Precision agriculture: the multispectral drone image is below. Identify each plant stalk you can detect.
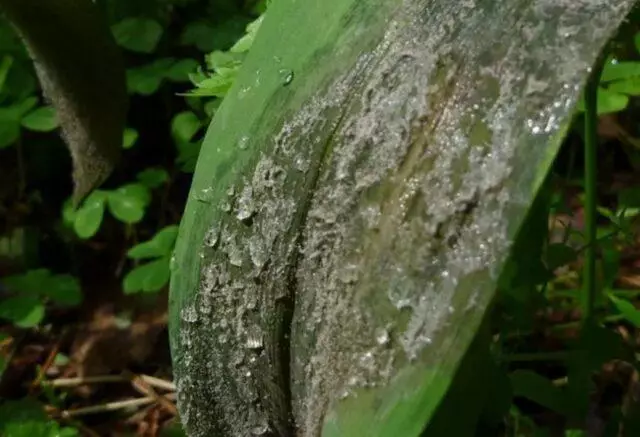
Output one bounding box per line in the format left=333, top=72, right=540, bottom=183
left=583, top=60, right=604, bottom=326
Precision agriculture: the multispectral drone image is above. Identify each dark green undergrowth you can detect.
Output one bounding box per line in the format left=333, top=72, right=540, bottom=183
left=485, top=9, right=640, bottom=436
left=0, top=0, right=266, bottom=435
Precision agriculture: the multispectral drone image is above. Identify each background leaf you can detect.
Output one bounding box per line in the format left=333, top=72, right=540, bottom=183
left=112, top=18, right=163, bottom=53
left=127, top=225, right=179, bottom=259
left=122, top=127, right=139, bottom=149
left=107, top=184, right=151, bottom=224
left=73, top=191, right=107, bottom=239
left=123, top=257, right=171, bottom=294
left=0, top=295, right=44, bottom=327
left=171, top=111, right=202, bottom=144
left=166, top=59, right=200, bottom=82
left=609, top=294, right=640, bottom=327
left=21, top=106, right=58, bottom=132
left=137, top=168, right=169, bottom=189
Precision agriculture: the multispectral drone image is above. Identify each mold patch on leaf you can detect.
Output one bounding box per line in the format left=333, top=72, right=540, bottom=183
left=169, top=0, right=638, bottom=436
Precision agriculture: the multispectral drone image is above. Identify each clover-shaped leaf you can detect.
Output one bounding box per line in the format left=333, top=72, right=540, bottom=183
left=123, top=257, right=171, bottom=294
left=107, top=184, right=151, bottom=224
left=128, top=225, right=179, bottom=260
left=72, top=190, right=107, bottom=239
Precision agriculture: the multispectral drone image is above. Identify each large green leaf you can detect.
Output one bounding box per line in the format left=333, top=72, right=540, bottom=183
left=169, top=0, right=638, bottom=436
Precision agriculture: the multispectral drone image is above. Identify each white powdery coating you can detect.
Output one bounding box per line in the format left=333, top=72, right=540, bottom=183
left=291, top=0, right=632, bottom=435
left=175, top=0, right=635, bottom=435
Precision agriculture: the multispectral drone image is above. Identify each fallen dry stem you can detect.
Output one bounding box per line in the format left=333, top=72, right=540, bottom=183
left=126, top=371, right=178, bottom=415
left=44, top=373, right=175, bottom=391
left=54, top=393, right=176, bottom=418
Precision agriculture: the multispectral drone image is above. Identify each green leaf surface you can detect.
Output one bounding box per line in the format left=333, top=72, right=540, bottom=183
left=112, top=18, right=163, bottom=53
left=61, top=199, right=76, bottom=228
left=137, top=168, right=169, bottom=189
left=73, top=190, right=107, bottom=239
left=189, top=76, right=235, bottom=97
left=181, top=18, right=249, bottom=52
left=0, top=55, right=14, bottom=92
left=600, top=61, right=640, bottom=82
left=44, top=274, right=82, bottom=307
left=634, top=32, right=640, bottom=55
left=510, top=370, right=570, bottom=416
left=175, top=140, right=202, bottom=173
left=0, top=398, right=78, bottom=437
left=168, top=0, right=637, bottom=436
left=0, top=97, right=37, bottom=148
left=2, top=269, right=81, bottom=307
left=107, top=184, right=151, bottom=224
left=206, top=51, right=243, bottom=72
left=166, top=59, right=200, bottom=82
left=607, top=77, right=640, bottom=95
left=123, top=257, right=171, bottom=294
left=609, top=294, right=640, bottom=327
left=171, top=111, right=202, bottom=143
left=180, top=22, right=219, bottom=51
left=0, top=113, right=19, bottom=148
left=123, top=127, right=139, bottom=149
left=2, top=62, right=36, bottom=103
left=0, top=295, right=44, bottom=327
left=127, top=58, right=174, bottom=95
left=576, top=88, right=629, bottom=114
left=229, top=16, right=263, bottom=53
left=21, top=106, right=58, bottom=132
left=127, top=225, right=179, bottom=259
left=2, top=268, right=49, bottom=294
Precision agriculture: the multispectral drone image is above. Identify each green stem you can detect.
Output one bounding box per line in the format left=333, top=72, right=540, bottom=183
left=582, top=60, right=604, bottom=326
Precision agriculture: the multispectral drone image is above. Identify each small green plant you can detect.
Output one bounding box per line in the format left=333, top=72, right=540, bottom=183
left=0, top=398, right=78, bottom=437
left=0, top=1, right=265, bottom=434
left=123, top=224, right=179, bottom=294
left=0, top=54, right=59, bottom=150
left=576, top=30, right=640, bottom=115
left=187, top=7, right=267, bottom=102
left=0, top=269, right=81, bottom=327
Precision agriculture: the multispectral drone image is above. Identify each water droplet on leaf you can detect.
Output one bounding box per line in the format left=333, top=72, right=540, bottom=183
left=237, top=135, right=250, bottom=150
left=204, top=226, right=220, bottom=248
left=236, top=184, right=255, bottom=222
left=279, top=69, right=294, bottom=86
left=375, top=328, right=390, bottom=346
left=249, top=234, right=268, bottom=269
left=194, top=187, right=215, bottom=203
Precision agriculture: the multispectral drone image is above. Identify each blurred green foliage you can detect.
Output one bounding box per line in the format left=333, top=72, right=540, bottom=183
left=0, top=0, right=266, bottom=434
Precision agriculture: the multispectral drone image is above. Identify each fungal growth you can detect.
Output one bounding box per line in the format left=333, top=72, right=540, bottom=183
left=170, top=0, right=637, bottom=436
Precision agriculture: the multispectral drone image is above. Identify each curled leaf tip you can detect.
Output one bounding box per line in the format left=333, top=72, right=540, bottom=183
left=0, top=0, right=128, bottom=205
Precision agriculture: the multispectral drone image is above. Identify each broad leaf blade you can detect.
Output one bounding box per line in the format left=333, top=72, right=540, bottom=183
left=169, top=0, right=638, bottom=436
